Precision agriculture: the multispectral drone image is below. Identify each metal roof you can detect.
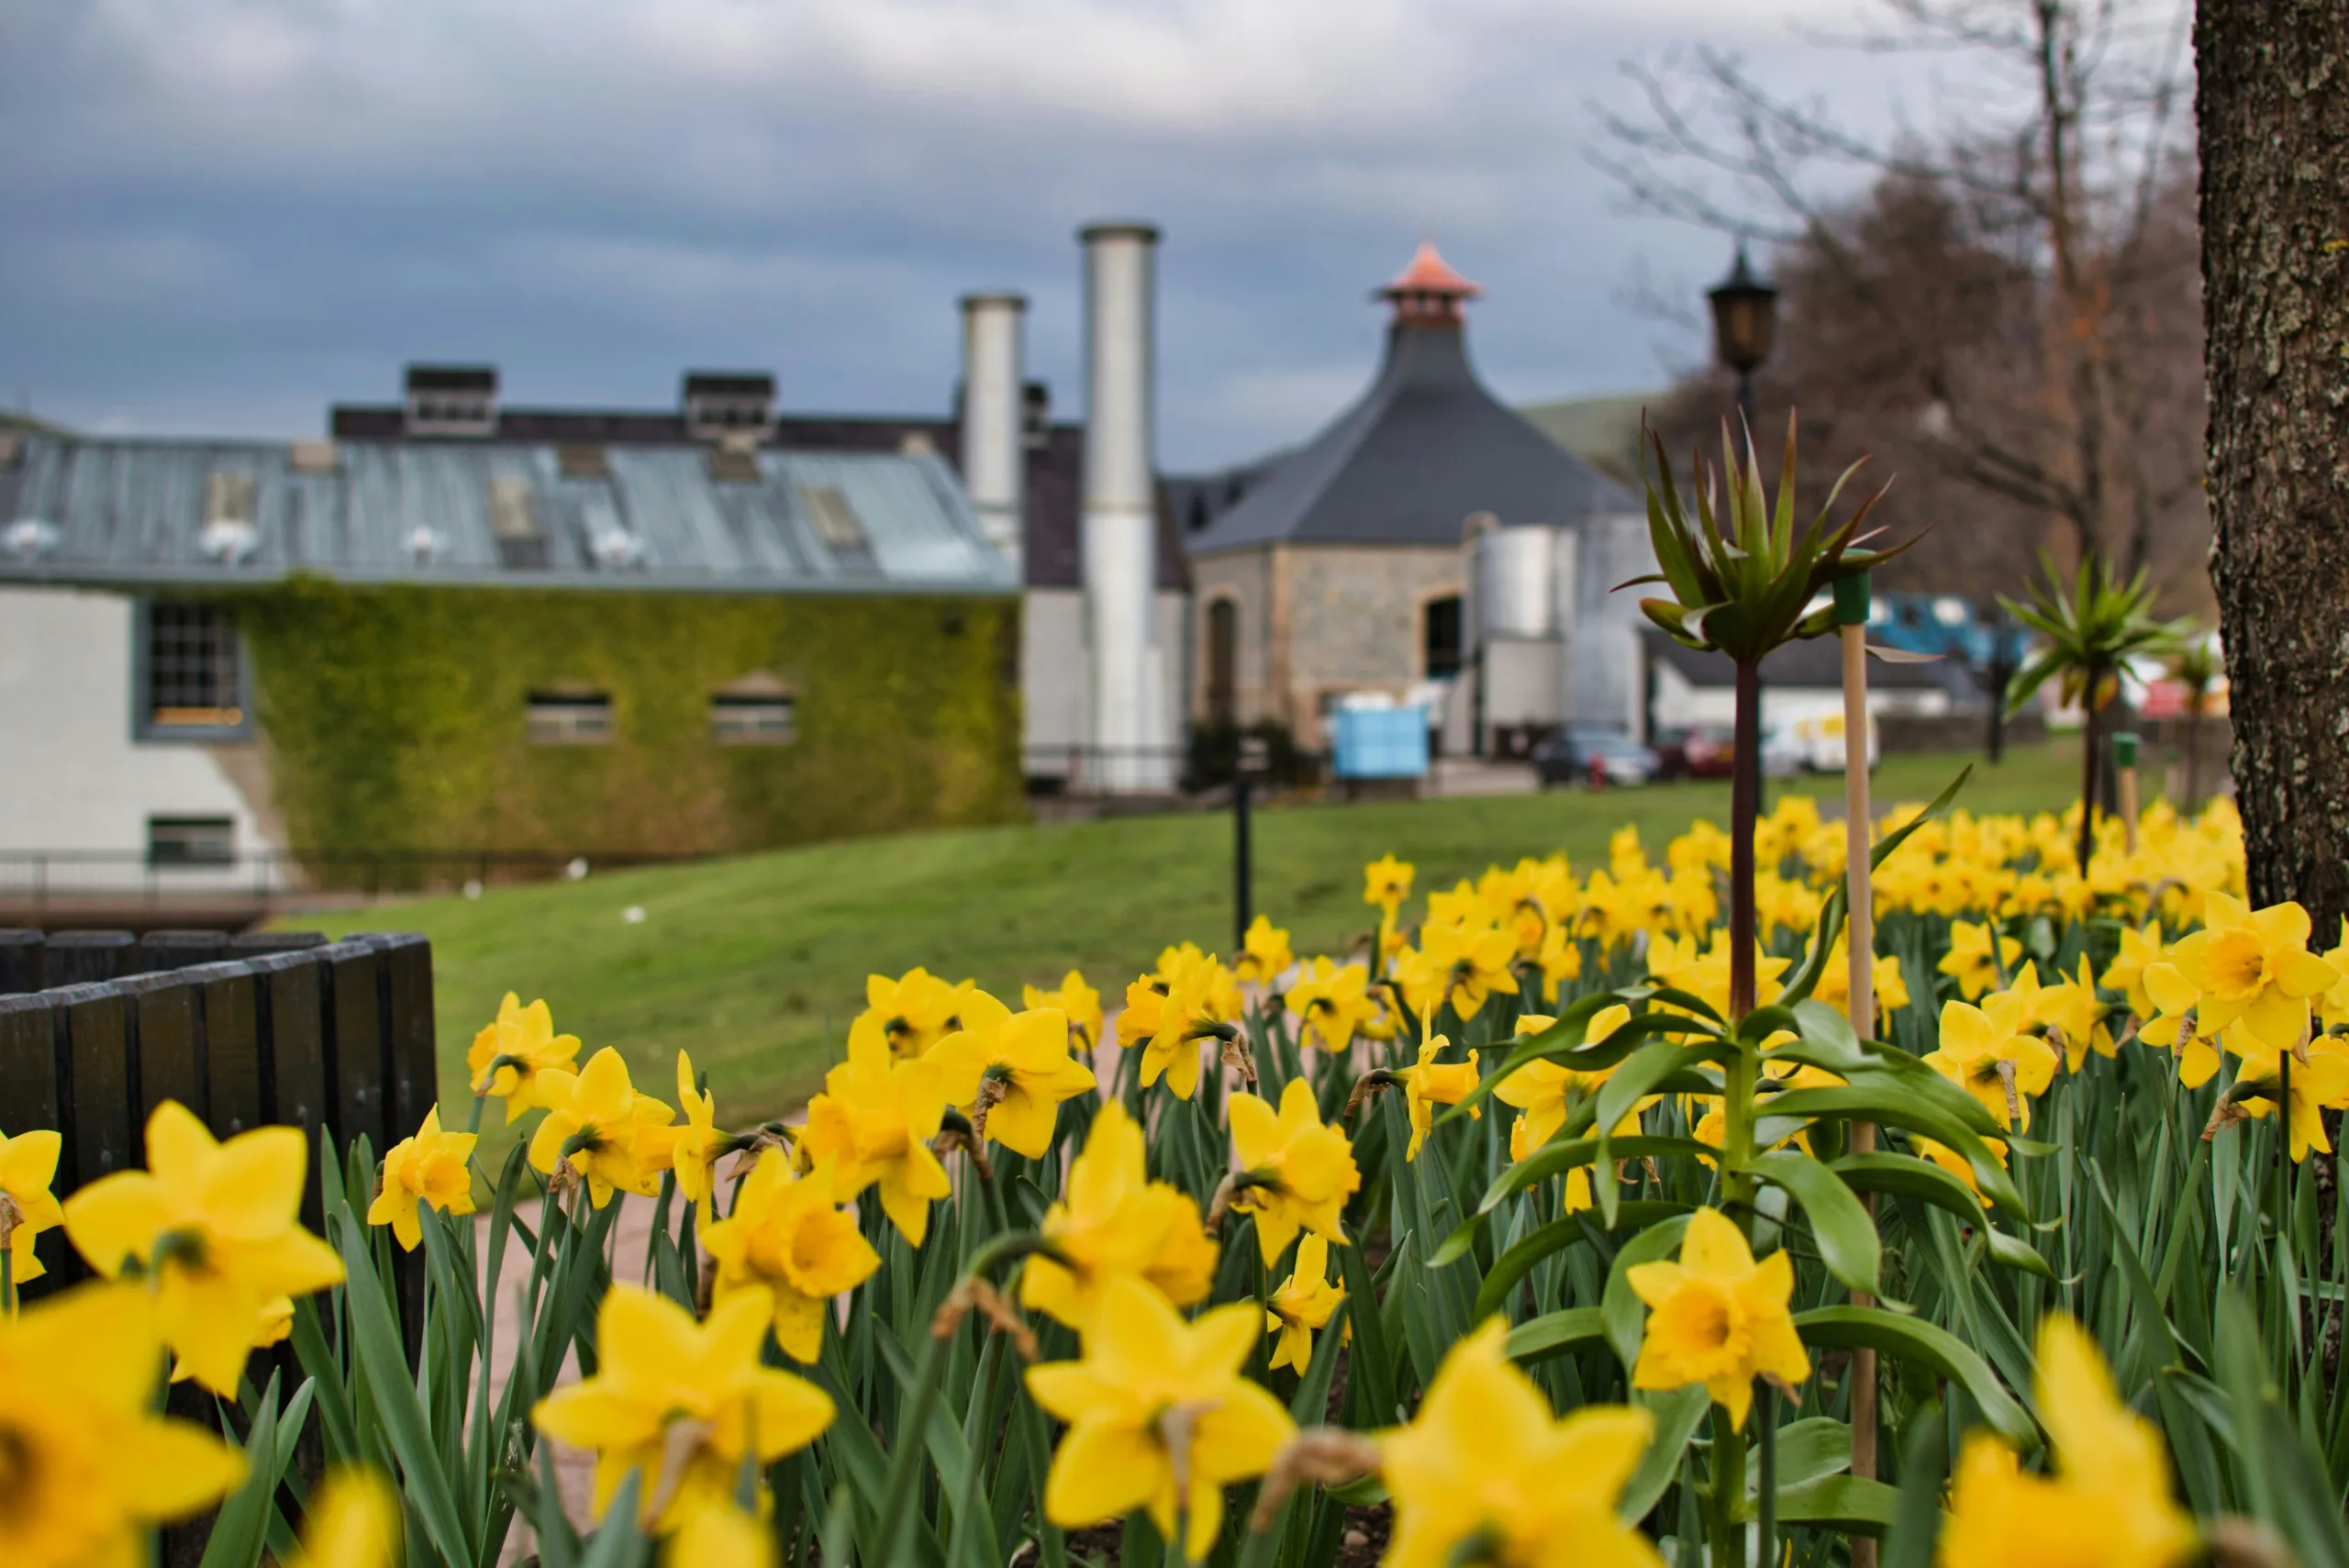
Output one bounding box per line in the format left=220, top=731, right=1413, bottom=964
left=1183, top=321, right=1638, bottom=555
left=0, top=435, right=1019, bottom=595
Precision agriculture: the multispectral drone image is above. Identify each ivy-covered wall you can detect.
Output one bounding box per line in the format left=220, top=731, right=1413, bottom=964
left=219, top=576, right=1025, bottom=853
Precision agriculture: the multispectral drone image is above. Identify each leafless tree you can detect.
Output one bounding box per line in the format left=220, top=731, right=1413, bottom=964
left=1598, top=0, right=2208, bottom=603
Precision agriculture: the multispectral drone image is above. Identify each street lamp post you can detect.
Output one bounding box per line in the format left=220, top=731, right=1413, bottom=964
left=1708, top=244, right=1780, bottom=432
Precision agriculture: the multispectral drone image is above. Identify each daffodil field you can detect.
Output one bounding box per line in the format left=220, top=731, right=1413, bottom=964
left=6, top=424, right=2348, bottom=1568
left=6, top=784, right=2349, bottom=1568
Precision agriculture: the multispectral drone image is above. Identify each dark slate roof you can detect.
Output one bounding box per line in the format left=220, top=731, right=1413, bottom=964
left=1642, top=629, right=1948, bottom=690
left=328, top=402, right=1186, bottom=591
left=1182, top=323, right=1638, bottom=555
left=0, top=434, right=1018, bottom=595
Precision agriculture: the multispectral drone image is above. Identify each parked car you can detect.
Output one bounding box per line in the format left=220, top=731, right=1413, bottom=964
left=1651, top=724, right=1737, bottom=780
left=1783, top=710, right=1879, bottom=773
left=1532, top=724, right=1660, bottom=788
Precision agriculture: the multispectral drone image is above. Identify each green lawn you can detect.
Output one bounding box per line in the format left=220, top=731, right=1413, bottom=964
left=312, top=740, right=2094, bottom=1128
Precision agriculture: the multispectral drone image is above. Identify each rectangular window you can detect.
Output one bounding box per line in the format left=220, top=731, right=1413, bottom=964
left=526, top=691, right=614, bottom=745
left=148, top=816, right=234, bottom=868
left=710, top=693, right=796, bottom=745
left=1423, top=595, right=1464, bottom=679
left=141, top=602, right=248, bottom=736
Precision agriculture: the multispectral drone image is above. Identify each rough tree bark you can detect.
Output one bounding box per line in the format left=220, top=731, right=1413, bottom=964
left=2198, top=0, right=2349, bottom=929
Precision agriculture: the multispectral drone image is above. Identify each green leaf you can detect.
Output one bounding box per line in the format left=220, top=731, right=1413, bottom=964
left=1830, top=1151, right=1991, bottom=1230
left=1794, top=1307, right=2037, bottom=1451
left=1473, top=1201, right=1690, bottom=1324
left=1602, top=1213, right=1693, bottom=1370
left=1505, top=1307, right=1608, bottom=1367
left=1336, top=1231, right=1399, bottom=1428
left=1744, top=1417, right=1851, bottom=1495
left=1749, top=1151, right=1883, bottom=1297
left=335, top=1203, right=477, bottom=1568
left=1774, top=1476, right=1900, bottom=1535
left=1979, top=1224, right=2059, bottom=1282
left=1884, top=1404, right=1949, bottom=1568
left=1759, top=1086, right=2024, bottom=1214
left=1480, top=1136, right=1713, bottom=1216
left=197, top=1372, right=284, bottom=1568
left=1619, top=1386, right=1711, bottom=1523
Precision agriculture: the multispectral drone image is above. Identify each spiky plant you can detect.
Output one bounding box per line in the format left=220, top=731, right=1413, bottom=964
left=1632, top=412, right=1906, bottom=1020
left=2000, top=555, right=2187, bottom=871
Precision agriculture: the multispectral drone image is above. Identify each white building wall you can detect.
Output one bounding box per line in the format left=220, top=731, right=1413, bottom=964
left=1023, top=584, right=1187, bottom=783
left=0, top=585, right=275, bottom=854
left=1565, top=512, right=1655, bottom=737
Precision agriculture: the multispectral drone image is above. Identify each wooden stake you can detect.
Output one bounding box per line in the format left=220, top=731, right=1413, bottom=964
left=1833, top=573, right=1879, bottom=1568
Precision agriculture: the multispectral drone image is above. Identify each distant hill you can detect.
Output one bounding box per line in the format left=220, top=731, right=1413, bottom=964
left=1515, top=392, right=1658, bottom=487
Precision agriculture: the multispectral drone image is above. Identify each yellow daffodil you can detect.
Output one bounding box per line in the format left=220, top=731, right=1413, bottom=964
left=1535, top=921, right=1585, bottom=985
left=1508, top=1112, right=1596, bottom=1209
left=62, top=1101, right=345, bottom=1394
left=1923, top=995, right=2058, bottom=1133
left=799, top=1020, right=952, bottom=1246
left=1493, top=1006, right=1634, bottom=1154
left=1382, top=1318, right=1662, bottom=1568
left=1939, top=920, right=2021, bottom=1001
left=1941, top=1314, right=2194, bottom=1568
left=1285, top=957, right=1381, bottom=1053
left=0, top=1283, right=247, bottom=1568
left=365, top=1105, right=477, bottom=1251
left=1364, top=853, right=1415, bottom=916
left=1022, top=1103, right=1218, bottom=1329
left=2036, top=957, right=2117, bottom=1071
left=1627, top=1207, right=1809, bottom=1429
left=1227, top=1077, right=1360, bottom=1263
left=0, top=1125, right=64, bottom=1285
left=1024, top=970, right=1105, bottom=1049
left=2143, top=893, right=2340, bottom=1056
left=700, top=1151, right=879, bottom=1362
left=2319, top=918, right=2349, bottom=1032
left=1398, top=1036, right=1480, bottom=1161
left=1117, top=948, right=1236, bottom=1101
left=2225, top=1049, right=2349, bottom=1162
left=1026, top=1273, right=1296, bottom=1559
left=2100, top=921, right=2168, bottom=1021
left=1812, top=943, right=1912, bottom=1023
left=663, top=1500, right=774, bottom=1568
left=1912, top=1135, right=2004, bottom=1207
left=1397, top=918, right=1520, bottom=1021
left=928, top=996, right=1098, bottom=1154
left=1234, top=914, right=1296, bottom=985
left=1264, top=1234, right=1345, bottom=1373
left=856, top=967, right=981, bottom=1060
left=526, top=1048, right=679, bottom=1208
left=465, top=993, right=581, bottom=1122
left=533, top=1283, right=834, bottom=1527
left=292, top=1468, right=401, bottom=1568
left=1646, top=932, right=1787, bottom=1019
left=666, top=1049, right=728, bottom=1229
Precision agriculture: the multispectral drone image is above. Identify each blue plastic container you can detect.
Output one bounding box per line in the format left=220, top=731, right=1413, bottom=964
left=1331, top=704, right=1430, bottom=779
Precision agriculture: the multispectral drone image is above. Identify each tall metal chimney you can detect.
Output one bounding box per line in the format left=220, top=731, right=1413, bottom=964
left=957, top=292, right=1027, bottom=568
left=1078, top=220, right=1163, bottom=790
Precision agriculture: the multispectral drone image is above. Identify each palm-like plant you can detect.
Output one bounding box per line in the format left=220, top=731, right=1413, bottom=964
left=2000, top=555, right=2187, bottom=871
left=2169, top=632, right=2224, bottom=807
left=1633, top=413, right=1905, bottom=1020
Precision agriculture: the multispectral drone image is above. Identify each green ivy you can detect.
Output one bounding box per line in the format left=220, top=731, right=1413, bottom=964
left=213, top=574, right=1024, bottom=861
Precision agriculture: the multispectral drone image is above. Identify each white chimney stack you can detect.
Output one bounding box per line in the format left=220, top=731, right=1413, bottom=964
left=1078, top=220, right=1164, bottom=791
left=957, top=292, right=1027, bottom=567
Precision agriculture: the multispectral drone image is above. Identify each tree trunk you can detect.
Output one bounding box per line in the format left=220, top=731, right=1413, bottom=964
left=2078, top=701, right=2100, bottom=873
left=2198, top=0, right=2349, bottom=929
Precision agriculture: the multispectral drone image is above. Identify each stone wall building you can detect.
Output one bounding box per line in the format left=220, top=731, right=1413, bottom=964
left=1174, top=246, right=1651, bottom=752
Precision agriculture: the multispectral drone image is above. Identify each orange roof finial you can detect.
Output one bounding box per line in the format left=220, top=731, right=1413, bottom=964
left=1375, top=241, right=1481, bottom=326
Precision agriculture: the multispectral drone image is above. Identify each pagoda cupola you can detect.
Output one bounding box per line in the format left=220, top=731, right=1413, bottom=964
left=1374, top=241, right=1483, bottom=328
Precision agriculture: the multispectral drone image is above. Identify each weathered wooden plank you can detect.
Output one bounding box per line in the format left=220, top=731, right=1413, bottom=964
left=55, top=984, right=137, bottom=1192
left=135, top=929, right=231, bottom=974
left=44, top=931, right=134, bottom=988
left=184, top=961, right=265, bottom=1140
left=245, top=951, right=329, bottom=1232
left=0, top=929, right=43, bottom=995
left=121, top=972, right=206, bottom=1126
left=318, top=940, right=387, bottom=1156
left=0, top=990, right=69, bottom=1293
left=228, top=931, right=328, bottom=953
left=362, top=932, right=440, bottom=1143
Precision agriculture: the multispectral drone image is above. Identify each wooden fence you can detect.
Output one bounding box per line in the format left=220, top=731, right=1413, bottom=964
left=0, top=927, right=438, bottom=1294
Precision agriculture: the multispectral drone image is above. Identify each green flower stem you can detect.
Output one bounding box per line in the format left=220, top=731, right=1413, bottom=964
left=1, top=1243, right=12, bottom=1317
left=1712, top=1404, right=1747, bottom=1568
left=1756, top=1384, right=1777, bottom=1568
left=867, top=1325, right=945, bottom=1568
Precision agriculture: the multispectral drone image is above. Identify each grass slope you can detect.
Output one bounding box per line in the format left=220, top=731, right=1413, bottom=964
left=314, top=741, right=2092, bottom=1126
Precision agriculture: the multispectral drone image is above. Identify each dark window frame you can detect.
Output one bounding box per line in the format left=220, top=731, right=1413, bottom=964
left=709, top=691, right=797, bottom=746
left=1422, top=594, right=1465, bottom=680
left=526, top=690, right=616, bottom=746
left=132, top=599, right=254, bottom=743
left=147, top=815, right=236, bottom=869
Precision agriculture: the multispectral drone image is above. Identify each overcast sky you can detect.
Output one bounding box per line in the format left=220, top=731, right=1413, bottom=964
left=0, top=0, right=1939, bottom=470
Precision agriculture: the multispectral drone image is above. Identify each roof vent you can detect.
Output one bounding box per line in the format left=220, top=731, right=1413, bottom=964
left=406, top=524, right=444, bottom=564
left=288, top=439, right=339, bottom=474
left=487, top=473, right=549, bottom=568
left=897, top=430, right=935, bottom=458
left=0, top=433, right=22, bottom=469
left=799, top=484, right=875, bottom=571
left=404, top=363, right=498, bottom=438
left=683, top=372, right=774, bottom=440
left=589, top=527, right=646, bottom=570
left=2, top=517, right=59, bottom=560
left=201, top=472, right=260, bottom=563
left=708, top=428, right=763, bottom=484
left=200, top=517, right=259, bottom=564
left=558, top=443, right=609, bottom=481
